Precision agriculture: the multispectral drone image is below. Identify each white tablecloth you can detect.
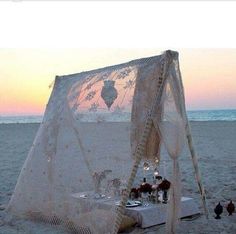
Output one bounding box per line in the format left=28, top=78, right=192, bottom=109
left=124, top=197, right=199, bottom=228
left=72, top=193, right=200, bottom=228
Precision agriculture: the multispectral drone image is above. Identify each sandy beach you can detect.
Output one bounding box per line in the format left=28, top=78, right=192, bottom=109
left=0, top=121, right=236, bottom=234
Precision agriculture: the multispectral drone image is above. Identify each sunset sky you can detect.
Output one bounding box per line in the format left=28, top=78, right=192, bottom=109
left=0, top=48, right=236, bottom=116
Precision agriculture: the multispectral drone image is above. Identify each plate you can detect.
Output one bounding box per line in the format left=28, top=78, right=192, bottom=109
left=126, top=203, right=140, bottom=208
left=115, top=200, right=142, bottom=207
left=134, top=201, right=142, bottom=205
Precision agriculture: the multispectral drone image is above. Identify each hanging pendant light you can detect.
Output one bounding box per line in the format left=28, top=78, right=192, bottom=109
left=101, top=80, right=118, bottom=110
left=154, top=168, right=159, bottom=177
left=143, top=162, right=150, bottom=171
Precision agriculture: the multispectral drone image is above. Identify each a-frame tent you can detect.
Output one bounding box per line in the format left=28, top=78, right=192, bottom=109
left=8, top=50, right=208, bottom=234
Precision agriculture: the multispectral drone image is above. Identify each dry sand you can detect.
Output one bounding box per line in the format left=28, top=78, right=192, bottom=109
left=0, top=122, right=236, bottom=234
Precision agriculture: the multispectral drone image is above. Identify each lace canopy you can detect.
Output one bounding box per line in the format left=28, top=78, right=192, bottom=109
left=7, top=50, right=207, bottom=234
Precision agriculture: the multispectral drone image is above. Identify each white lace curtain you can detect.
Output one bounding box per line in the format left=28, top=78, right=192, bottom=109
left=8, top=51, right=204, bottom=234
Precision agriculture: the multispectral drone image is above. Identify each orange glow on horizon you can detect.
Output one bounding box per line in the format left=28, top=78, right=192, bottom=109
left=0, top=48, right=236, bottom=115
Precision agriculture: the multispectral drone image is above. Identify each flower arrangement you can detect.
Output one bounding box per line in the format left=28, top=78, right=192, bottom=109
left=130, top=187, right=139, bottom=199
left=139, top=183, right=152, bottom=194
left=151, top=184, right=158, bottom=191
left=92, top=169, right=112, bottom=194
left=158, top=179, right=171, bottom=191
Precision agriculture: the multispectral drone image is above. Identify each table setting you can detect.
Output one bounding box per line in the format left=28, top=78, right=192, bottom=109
left=71, top=162, right=199, bottom=228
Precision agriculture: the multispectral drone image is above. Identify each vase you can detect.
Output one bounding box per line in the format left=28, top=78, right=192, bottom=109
left=141, top=192, right=149, bottom=206
left=156, top=190, right=161, bottom=203
left=94, top=180, right=101, bottom=195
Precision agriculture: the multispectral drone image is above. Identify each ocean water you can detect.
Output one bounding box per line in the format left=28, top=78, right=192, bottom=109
left=187, top=109, right=236, bottom=121
left=0, top=115, right=43, bottom=124
left=0, top=109, right=236, bottom=124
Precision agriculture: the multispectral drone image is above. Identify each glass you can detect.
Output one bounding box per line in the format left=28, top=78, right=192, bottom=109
left=141, top=192, right=150, bottom=206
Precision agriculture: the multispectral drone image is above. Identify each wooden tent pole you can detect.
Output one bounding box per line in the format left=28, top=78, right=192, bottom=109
left=185, top=122, right=209, bottom=218
left=112, top=51, right=173, bottom=234
left=175, top=58, right=209, bottom=218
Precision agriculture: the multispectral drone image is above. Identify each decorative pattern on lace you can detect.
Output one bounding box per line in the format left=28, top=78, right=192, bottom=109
left=67, top=66, right=139, bottom=122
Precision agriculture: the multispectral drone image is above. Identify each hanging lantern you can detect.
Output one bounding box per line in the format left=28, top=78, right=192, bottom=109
left=154, top=168, right=159, bottom=177
left=101, top=80, right=118, bottom=110
left=154, top=157, right=159, bottom=165
left=143, top=162, right=150, bottom=171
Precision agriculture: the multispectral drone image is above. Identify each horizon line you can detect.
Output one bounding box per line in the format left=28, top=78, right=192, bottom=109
left=0, top=108, right=236, bottom=117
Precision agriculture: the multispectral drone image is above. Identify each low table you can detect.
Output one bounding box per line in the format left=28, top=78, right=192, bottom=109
left=124, top=197, right=199, bottom=228
left=72, top=193, right=200, bottom=228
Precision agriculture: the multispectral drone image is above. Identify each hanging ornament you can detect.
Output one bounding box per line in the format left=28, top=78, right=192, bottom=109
left=154, top=157, right=159, bottom=165
left=153, top=168, right=159, bottom=177
left=143, top=162, right=150, bottom=171
left=101, top=80, right=118, bottom=110
left=143, top=162, right=150, bottom=182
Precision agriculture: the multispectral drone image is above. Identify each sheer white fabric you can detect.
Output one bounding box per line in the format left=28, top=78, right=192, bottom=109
left=7, top=51, right=203, bottom=233
left=155, top=60, right=186, bottom=234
